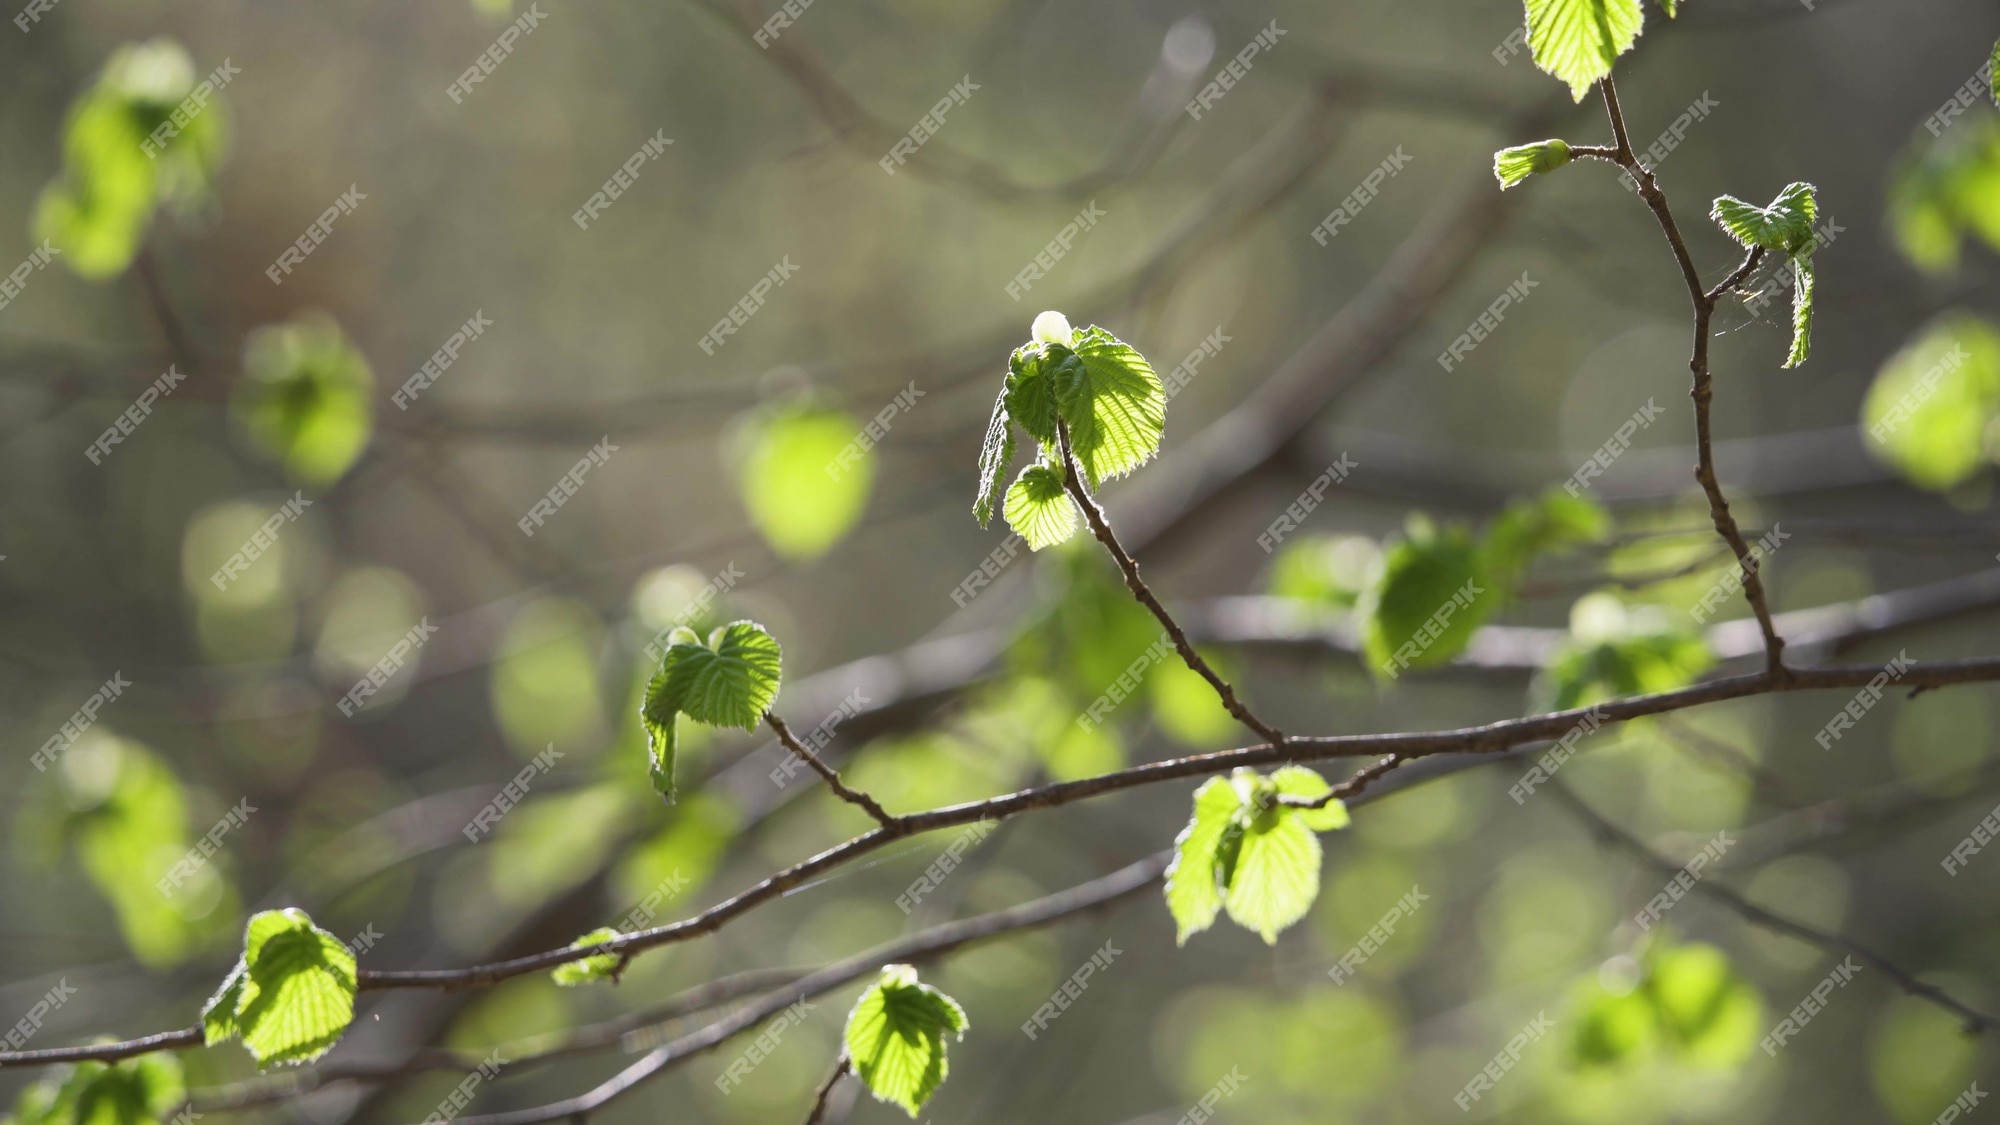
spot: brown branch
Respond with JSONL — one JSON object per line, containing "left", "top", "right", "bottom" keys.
{"left": 766, "top": 713, "right": 899, "bottom": 829}
{"left": 803, "top": 1055, "right": 850, "bottom": 1125}
{"left": 1056, "top": 419, "right": 1287, "bottom": 747}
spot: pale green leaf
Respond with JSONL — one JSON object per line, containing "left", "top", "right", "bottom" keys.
{"left": 1889, "top": 115, "right": 2000, "bottom": 273}
{"left": 1270, "top": 766, "right": 1351, "bottom": 832}
{"left": 1002, "top": 463, "right": 1079, "bottom": 551}
{"left": 844, "top": 965, "right": 969, "bottom": 1118}
{"left": 1164, "top": 776, "right": 1243, "bottom": 944}
{"left": 201, "top": 961, "right": 246, "bottom": 1045}
{"left": 11, "top": 1054, "right": 186, "bottom": 1125}
{"left": 972, "top": 384, "right": 1014, "bottom": 528}
{"left": 1786, "top": 253, "right": 1815, "bottom": 368}
{"left": 1709, "top": 182, "right": 1819, "bottom": 254}
{"left": 1053, "top": 326, "right": 1166, "bottom": 487}
{"left": 1645, "top": 943, "right": 1763, "bottom": 1066}
{"left": 1523, "top": 0, "right": 1645, "bottom": 101}
{"left": 233, "top": 314, "right": 375, "bottom": 486}
{"left": 641, "top": 621, "right": 782, "bottom": 800}
{"left": 1223, "top": 804, "right": 1322, "bottom": 944}
{"left": 551, "top": 927, "right": 623, "bottom": 986}
{"left": 1494, "top": 139, "right": 1574, "bottom": 189}
{"left": 224, "top": 908, "right": 358, "bottom": 1067}
{"left": 1004, "top": 344, "right": 1062, "bottom": 447}
{"left": 640, "top": 673, "right": 681, "bottom": 802}
{"left": 739, "top": 405, "right": 872, "bottom": 560}
{"left": 1861, "top": 313, "right": 2000, "bottom": 490}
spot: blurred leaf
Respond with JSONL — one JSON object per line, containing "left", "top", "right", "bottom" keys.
{"left": 492, "top": 597, "right": 606, "bottom": 758}
{"left": 843, "top": 964, "right": 969, "bottom": 1118}
{"left": 738, "top": 404, "right": 871, "bottom": 560}
{"left": 1524, "top": 0, "right": 1644, "bottom": 100}
{"left": 9, "top": 1054, "right": 185, "bottom": 1125}
{"left": 1861, "top": 313, "right": 2000, "bottom": 490}
{"left": 1265, "top": 534, "right": 1381, "bottom": 609}
{"left": 1002, "top": 462, "right": 1078, "bottom": 551}
{"left": 1645, "top": 943, "right": 1762, "bottom": 1066}
{"left": 1533, "top": 598, "right": 1713, "bottom": 711}
{"left": 1358, "top": 518, "right": 1499, "bottom": 677}
{"left": 232, "top": 314, "right": 375, "bottom": 485}
{"left": 204, "top": 908, "right": 358, "bottom": 1067}
{"left": 551, "top": 927, "right": 622, "bottom": 986}
{"left": 641, "top": 620, "right": 781, "bottom": 800}
{"left": 1889, "top": 115, "right": 2000, "bottom": 273}
{"left": 1494, "top": 139, "right": 1574, "bottom": 189}
{"left": 1148, "top": 651, "right": 1240, "bottom": 748}
{"left": 1483, "top": 488, "right": 1610, "bottom": 583}
{"left": 1569, "top": 984, "right": 1655, "bottom": 1068}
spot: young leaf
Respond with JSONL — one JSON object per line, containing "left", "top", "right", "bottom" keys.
{"left": 843, "top": 964, "right": 969, "bottom": 1118}
{"left": 641, "top": 621, "right": 782, "bottom": 801}
{"left": 1861, "top": 313, "right": 2000, "bottom": 490}
{"left": 739, "top": 404, "right": 872, "bottom": 560}
{"left": 1786, "top": 253, "right": 1815, "bottom": 368}
{"left": 1709, "top": 182, "right": 1818, "bottom": 255}
{"left": 1222, "top": 803, "right": 1322, "bottom": 944}
{"left": 1164, "top": 776, "right": 1243, "bottom": 944}
{"left": 1657, "top": 0, "right": 1678, "bottom": 14}
{"left": 1005, "top": 344, "right": 1062, "bottom": 446}
{"left": 1494, "top": 139, "right": 1574, "bottom": 189}
{"left": 1270, "top": 765, "right": 1351, "bottom": 832}
{"left": 1053, "top": 326, "right": 1166, "bottom": 487}
{"left": 1031, "top": 309, "right": 1075, "bottom": 346}
{"left": 1002, "top": 463, "right": 1079, "bottom": 551}
{"left": 1358, "top": 519, "right": 1500, "bottom": 678}
{"left": 1523, "top": 0, "right": 1645, "bottom": 101}
{"left": 10, "top": 1054, "right": 186, "bottom": 1125}
{"left": 207, "top": 908, "right": 358, "bottom": 1067}
{"left": 972, "top": 384, "right": 1015, "bottom": 528}
{"left": 551, "top": 927, "right": 623, "bottom": 986}
{"left": 1888, "top": 116, "right": 2000, "bottom": 274}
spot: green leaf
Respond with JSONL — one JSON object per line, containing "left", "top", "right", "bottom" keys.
{"left": 551, "top": 927, "right": 623, "bottom": 986}
{"left": 1709, "top": 182, "right": 1819, "bottom": 255}
{"left": 1270, "top": 765, "right": 1351, "bottom": 833}
{"left": 1861, "top": 313, "right": 2000, "bottom": 490}
{"left": 1494, "top": 139, "right": 1575, "bottom": 189}
{"left": 1570, "top": 983, "right": 1656, "bottom": 1068}
{"left": 1785, "top": 253, "right": 1816, "bottom": 368}
{"left": 1052, "top": 326, "right": 1166, "bottom": 487}
{"left": 1523, "top": 0, "right": 1645, "bottom": 101}
{"left": 972, "top": 384, "right": 1015, "bottom": 528}
{"left": 206, "top": 908, "right": 358, "bottom": 1067}
{"left": 1358, "top": 518, "right": 1501, "bottom": 678}
{"left": 1482, "top": 489, "right": 1610, "bottom": 584}
{"left": 1223, "top": 800, "right": 1322, "bottom": 944}
{"left": 739, "top": 404, "right": 873, "bottom": 560}
{"left": 1534, "top": 610, "right": 1713, "bottom": 712}
{"left": 1888, "top": 115, "right": 2000, "bottom": 273}
{"left": 10, "top": 1054, "right": 186, "bottom": 1125}
{"left": 1265, "top": 535, "right": 1382, "bottom": 609}
{"left": 1645, "top": 943, "right": 1762, "bottom": 1066}
{"left": 1004, "top": 343, "right": 1062, "bottom": 446}
{"left": 843, "top": 964, "right": 969, "bottom": 1118}
{"left": 232, "top": 314, "right": 375, "bottom": 486}
{"left": 1164, "top": 776, "right": 1242, "bottom": 944}
{"left": 1002, "top": 463, "right": 1079, "bottom": 551}
{"left": 641, "top": 620, "right": 783, "bottom": 800}
{"left": 1658, "top": 0, "right": 1678, "bottom": 15}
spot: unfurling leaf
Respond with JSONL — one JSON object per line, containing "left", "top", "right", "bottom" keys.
{"left": 1494, "top": 139, "right": 1575, "bottom": 189}
{"left": 1003, "top": 463, "right": 1079, "bottom": 551}
{"left": 1163, "top": 767, "right": 1347, "bottom": 945}
{"left": 202, "top": 908, "right": 357, "bottom": 1067}
{"left": 972, "top": 384, "right": 1014, "bottom": 528}
{"left": 843, "top": 964, "right": 969, "bottom": 1117}
{"left": 551, "top": 927, "right": 623, "bottom": 986}
{"left": 1523, "top": 0, "right": 1645, "bottom": 101}
{"left": 641, "top": 620, "right": 782, "bottom": 801}
{"left": 1711, "top": 183, "right": 1822, "bottom": 367}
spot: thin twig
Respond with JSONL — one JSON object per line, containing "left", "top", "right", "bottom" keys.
{"left": 767, "top": 713, "right": 899, "bottom": 829}
{"left": 804, "top": 1055, "right": 850, "bottom": 1125}
{"left": 1055, "top": 420, "right": 1288, "bottom": 747}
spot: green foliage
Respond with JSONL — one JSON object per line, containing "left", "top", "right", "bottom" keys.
{"left": 1860, "top": 313, "right": 2000, "bottom": 490}
{"left": 1265, "top": 534, "right": 1382, "bottom": 609}
{"left": 973, "top": 314, "right": 1165, "bottom": 530}
{"left": 8, "top": 1054, "right": 185, "bottom": 1125}
{"left": 232, "top": 314, "right": 375, "bottom": 485}
{"left": 1494, "top": 139, "right": 1575, "bottom": 189}
{"left": 738, "top": 403, "right": 872, "bottom": 560}
{"left": 1523, "top": 0, "right": 1645, "bottom": 100}
{"left": 1568, "top": 942, "right": 1762, "bottom": 1070}
{"left": 1710, "top": 183, "right": 1821, "bottom": 367}
{"left": 1534, "top": 593, "right": 1713, "bottom": 711}
{"left": 551, "top": 927, "right": 623, "bottom": 986}
{"left": 202, "top": 908, "right": 358, "bottom": 1067}
{"left": 1002, "top": 462, "right": 1078, "bottom": 551}
{"left": 1482, "top": 489, "right": 1610, "bottom": 583}
{"left": 843, "top": 964, "right": 969, "bottom": 1117}
{"left": 1165, "top": 767, "right": 1348, "bottom": 945}
{"left": 640, "top": 620, "right": 782, "bottom": 801}
{"left": 1889, "top": 115, "right": 2000, "bottom": 273}
{"left": 35, "top": 40, "right": 229, "bottom": 278}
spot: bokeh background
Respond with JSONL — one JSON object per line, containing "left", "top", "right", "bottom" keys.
{"left": 5, "top": 0, "right": 2000, "bottom": 1121}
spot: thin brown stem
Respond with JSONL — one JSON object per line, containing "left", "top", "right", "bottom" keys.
{"left": 1054, "top": 421, "right": 1287, "bottom": 747}
{"left": 803, "top": 1055, "right": 850, "bottom": 1125}
{"left": 767, "top": 713, "right": 899, "bottom": 829}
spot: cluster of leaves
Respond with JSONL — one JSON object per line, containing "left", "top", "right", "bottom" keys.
{"left": 1709, "top": 183, "right": 1822, "bottom": 367}
{"left": 1165, "top": 766, "right": 1351, "bottom": 944}
{"left": 35, "top": 40, "right": 228, "bottom": 278}
{"left": 639, "top": 620, "right": 782, "bottom": 801}
{"left": 974, "top": 311, "right": 1167, "bottom": 551}
{"left": 232, "top": 314, "right": 376, "bottom": 486}
{"left": 8, "top": 1055, "right": 185, "bottom": 1125}
{"left": 201, "top": 909, "right": 359, "bottom": 1067}
{"left": 1568, "top": 941, "right": 1764, "bottom": 1070}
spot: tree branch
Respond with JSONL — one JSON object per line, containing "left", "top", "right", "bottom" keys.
{"left": 766, "top": 713, "right": 899, "bottom": 829}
